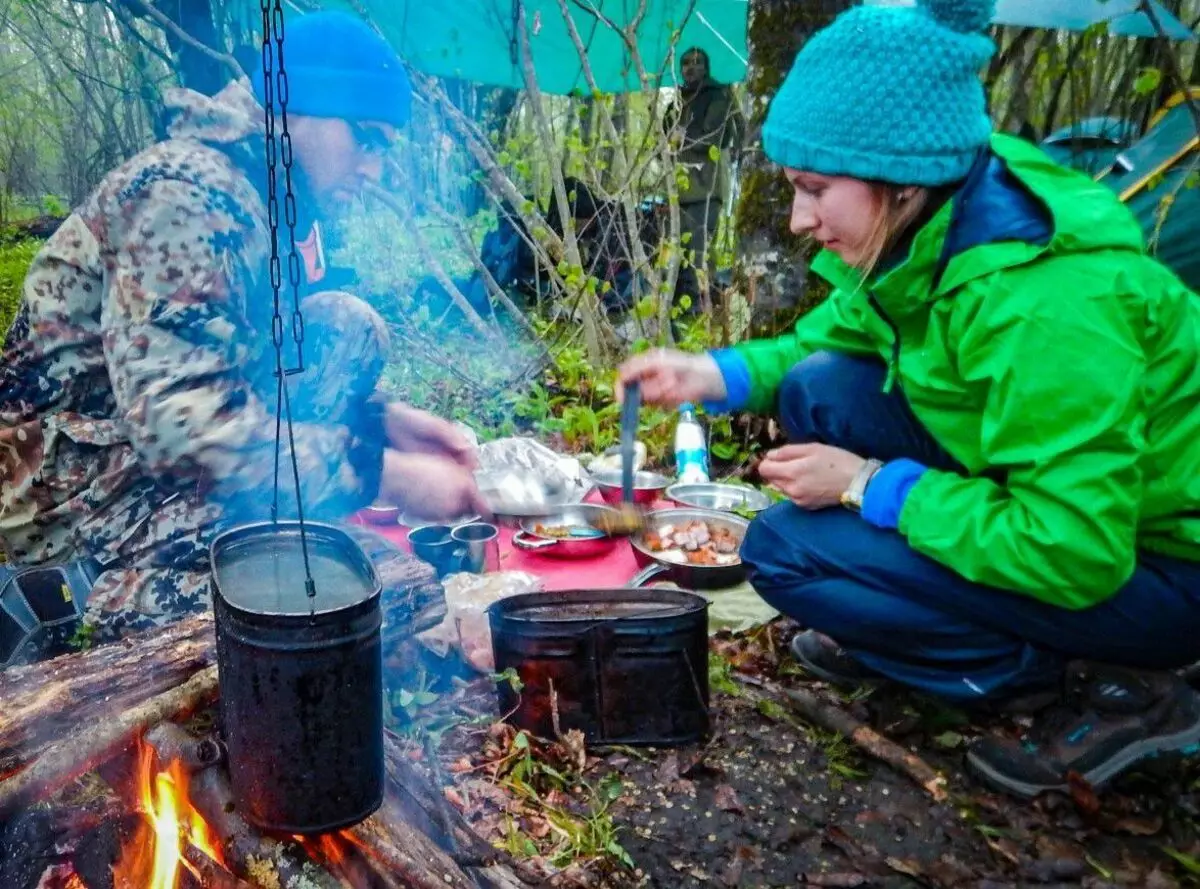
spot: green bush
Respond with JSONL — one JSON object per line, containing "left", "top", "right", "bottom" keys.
{"left": 0, "top": 239, "right": 37, "bottom": 334}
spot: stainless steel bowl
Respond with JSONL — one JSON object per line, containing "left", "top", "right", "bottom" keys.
{"left": 399, "top": 510, "right": 481, "bottom": 530}
{"left": 511, "top": 504, "right": 621, "bottom": 559}
{"left": 629, "top": 507, "right": 749, "bottom": 590}
{"left": 360, "top": 504, "right": 401, "bottom": 525}
{"left": 591, "top": 469, "right": 672, "bottom": 506}
{"left": 665, "top": 482, "right": 772, "bottom": 514}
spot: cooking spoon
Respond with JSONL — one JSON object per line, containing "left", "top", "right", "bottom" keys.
{"left": 588, "top": 380, "right": 647, "bottom": 536}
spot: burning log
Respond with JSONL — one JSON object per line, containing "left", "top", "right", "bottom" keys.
{"left": 182, "top": 842, "right": 255, "bottom": 889}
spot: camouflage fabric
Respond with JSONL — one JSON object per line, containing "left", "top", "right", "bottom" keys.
{"left": 0, "top": 80, "right": 393, "bottom": 641}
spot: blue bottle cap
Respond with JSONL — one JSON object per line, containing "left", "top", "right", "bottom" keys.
{"left": 679, "top": 402, "right": 695, "bottom": 412}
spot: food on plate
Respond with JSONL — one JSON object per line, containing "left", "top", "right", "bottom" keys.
{"left": 533, "top": 523, "right": 605, "bottom": 539}
{"left": 643, "top": 520, "right": 741, "bottom": 566}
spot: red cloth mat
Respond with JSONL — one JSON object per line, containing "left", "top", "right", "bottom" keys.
{"left": 351, "top": 492, "right": 667, "bottom": 590}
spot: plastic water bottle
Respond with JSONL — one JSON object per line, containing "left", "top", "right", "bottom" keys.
{"left": 674, "top": 403, "right": 710, "bottom": 484}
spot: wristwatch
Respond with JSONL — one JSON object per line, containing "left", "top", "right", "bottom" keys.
{"left": 840, "top": 458, "right": 884, "bottom": 512}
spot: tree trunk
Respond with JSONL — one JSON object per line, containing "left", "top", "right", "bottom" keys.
{"left": 734, "top": 0, "right": 852, "bottom": 333}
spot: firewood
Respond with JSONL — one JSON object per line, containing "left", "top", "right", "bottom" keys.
{"left": 0, "top": 665, "right": 219, "bottom": 818}
{"left": 734, "top": 672, "right": 949, "bottom": 802}
{"left": 0, "top": 614, "right": 216, "bottom": 778}
{"left": 183, "top": 842, "right": 255, "bottom": 889}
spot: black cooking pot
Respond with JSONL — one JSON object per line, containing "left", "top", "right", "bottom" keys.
{"left": 210, "top": 521, "right": 384, "bottom": 834}
{"left": 489, "top": 589, "right": 710, "bottom": 746}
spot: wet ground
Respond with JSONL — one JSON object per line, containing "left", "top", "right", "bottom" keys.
{"left": 413, "top": 622, "right": 1200, "bottom": 888}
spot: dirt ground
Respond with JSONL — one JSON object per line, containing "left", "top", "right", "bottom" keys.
{"left": 407, "top": 621, "right": 1200, "bottom": 889}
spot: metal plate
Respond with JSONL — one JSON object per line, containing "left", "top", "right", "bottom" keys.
{"left": 629, "top": 508, "right": 749, "bottom": 567}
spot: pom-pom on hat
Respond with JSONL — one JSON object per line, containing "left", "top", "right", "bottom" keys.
{"left": 251, "top": 11, "right": 412, "bottom": 128}
{"left": 763, "top": 0, "right": 996, "bottom": 186}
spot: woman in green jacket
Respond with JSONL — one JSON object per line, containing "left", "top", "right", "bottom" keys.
{"left": 621, "top": 0, "right": 1200, "bottom": 797}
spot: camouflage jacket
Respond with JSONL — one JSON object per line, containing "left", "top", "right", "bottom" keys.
{"left": 0, "top": 80, "right": 381, "bottom": 568}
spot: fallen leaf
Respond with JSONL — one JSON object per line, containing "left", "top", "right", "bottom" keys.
{"left": 443, "top": 786, "right": 466, "bottom": 811}
{"left": 1111, "top": 813, "right": 1164, "bottom": 836}
{"left": 801, "top": 875, "right": 868, "bottom": 888}
{"left": 1066, "top": 770, "right": 1101, "bottom": 816}
{"left": 1143, "top": 867, "right": 1181, "bottom": 889}
{"left": 448, "top": 756, "right": 474, "bottom": 774}
{"left": 656, "top": 752, "right": 681, "bottom": 784}
{"left": 714, "top": 784, "right": 745, "bottom": 814}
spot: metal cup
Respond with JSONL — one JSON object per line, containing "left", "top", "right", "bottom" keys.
{"left": 407, "top": 524, "right": 459, "bottom": 577}
{"left": 450, "top": 522, "right": 500, "bottom": 574}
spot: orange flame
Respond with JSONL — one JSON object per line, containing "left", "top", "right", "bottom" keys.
{"left": 111, "top": 738, "right": 225, "bottom": 889}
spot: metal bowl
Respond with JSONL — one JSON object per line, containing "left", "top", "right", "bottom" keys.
{"left": 399, "top": 510, "right": 481, "bottom": 530}
{"left": 665, "top": 482, "right": 772, "bottom": 514}
{"left": 591, "top": 469, "right": 672, "bottom": 506}
{"left": 511, "top": 504, "right": 621, "bottom": 559}
{"left": 360, "top": 504, "right": 401, "bottom": 525}
{"left": 629, "top": 507, "right": 749, "bottom": 590}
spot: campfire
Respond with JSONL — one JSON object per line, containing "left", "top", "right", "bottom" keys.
{"left": 0, "top": 612, "right": 540, "bottom": 889}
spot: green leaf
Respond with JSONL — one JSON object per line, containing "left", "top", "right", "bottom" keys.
{"left": 932, "top": 730, "right": 964, "bottom": 749}
{"left": 1162, "top": 846, "right": 1200, "bottom": 876}
{"left": 708, "top": 144, "right": 721, "bottom": 163}
{"left": 756, "top": 699, "right": 789, "bottom": 721}
{"left": 678, "top": 294, "right": 692, "bottom": 312}
{"left": 711, "top": 441, "right": 739, "bottom": 460}
{"left": 513, "top": 731, "right": 531, "bottom": 750}
{"left": 1134, "top": 67, "right": 1163, "bottom": 95}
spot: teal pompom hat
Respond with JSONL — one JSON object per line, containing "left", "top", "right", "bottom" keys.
{"left": 763, "top": 0, "right": 997, "bottom": 186}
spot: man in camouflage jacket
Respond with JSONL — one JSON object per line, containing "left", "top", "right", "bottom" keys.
{"left": 0, "top": 12, "right": 481, "bottom": 645}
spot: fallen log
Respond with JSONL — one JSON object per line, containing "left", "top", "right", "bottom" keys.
{"left": 734, "top": 672, "right": 949, "bottom": 803}
{"left": 0, "top": 613, "right": 216, "bottom": 778}
{"left": 0, "top": 664, "right": 219, "bottom": 818}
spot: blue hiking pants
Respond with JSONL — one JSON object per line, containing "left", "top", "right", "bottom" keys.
{"left": 740, "top": 352, "right": 1200, "bottom": 702}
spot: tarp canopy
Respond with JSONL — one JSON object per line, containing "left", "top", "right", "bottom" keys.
{"left": 1096, "top": 92, "right": 1200, "bottom": 290}
{"left": 237, "top": 0, "right": 749, "bottom": 95}
{"left": 993, "top": 0, "right": 1195, "bottom": 39}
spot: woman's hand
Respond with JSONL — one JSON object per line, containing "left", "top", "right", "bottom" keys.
{"left": 385, "top": 403, "right": 478, "bottom": 470}
{"left": 616, "top": 349, "right": 727, "bottom": 407}
{"left": 757, "top": 444, "right": 866, "bottom": 510}
{"left": 377, "top": 450, "right": 489, "bottom": 520}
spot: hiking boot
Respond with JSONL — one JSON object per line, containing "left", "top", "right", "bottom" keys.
{"left": 966, "top": 664, "right": 1200, "bottom": 798}
{"left": 789, "top": 630, "right": 882, "bottom": 688}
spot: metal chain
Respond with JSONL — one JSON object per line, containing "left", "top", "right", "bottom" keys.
{"left": 260, "top": 0, "right": 316, "bottom": 604}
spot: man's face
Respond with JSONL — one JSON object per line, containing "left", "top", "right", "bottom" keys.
{"left": 681, "top": 51, "right": 708, "bottom": 87}
{"left": 290, "top": 117, "right": 398, "bottom": 212}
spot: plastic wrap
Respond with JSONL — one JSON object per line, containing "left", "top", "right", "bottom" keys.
{"left": 417, "top": 570, "right": 545, "bottom": 672}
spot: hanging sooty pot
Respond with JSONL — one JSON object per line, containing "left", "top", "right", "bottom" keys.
{"left": 210, "top": 521, "right": 384, "bottom": 834}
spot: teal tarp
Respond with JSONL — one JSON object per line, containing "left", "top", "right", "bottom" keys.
{"left": 238, "top": 0, "right": 748, "bottom": 95}
{"left": 1097, "top": 100, "right": 1200, "bottom": 291}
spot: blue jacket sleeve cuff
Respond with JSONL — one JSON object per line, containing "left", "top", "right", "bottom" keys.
{"left": 702, "top": 349, "right": 752, "bottom": 414}
{"left": 861, "top": 459, "right": 927, "bottom": 530}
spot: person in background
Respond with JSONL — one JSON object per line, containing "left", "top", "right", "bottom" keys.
{"left": 671, "top": 46, "right": 744, "bottom": 310}
{"left": 0, "top": 11, "right": 484, "bottom": 647}
{"left": 621, "top": 0, "right": 1200, "bottom": 798}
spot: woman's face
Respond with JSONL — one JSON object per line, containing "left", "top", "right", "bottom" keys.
{"left": 784, "top": 168, "right": 882, "bottom": 267}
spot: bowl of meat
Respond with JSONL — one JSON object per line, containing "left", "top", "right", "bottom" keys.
{"left": 628, "top": 508, "right": 749, "bottom": 590}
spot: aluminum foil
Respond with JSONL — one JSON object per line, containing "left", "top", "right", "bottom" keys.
{"left": 474, "top": 436, "right": 591, "bottom": 515}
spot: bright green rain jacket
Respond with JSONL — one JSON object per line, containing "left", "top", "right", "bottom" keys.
{"left": 733, "top": 134, "right": 1200, "bottom": 610}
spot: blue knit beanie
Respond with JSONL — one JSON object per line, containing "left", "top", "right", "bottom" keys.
{"left": 763, "top": 0, "right": 996, "bottom": 186}
{"left": 251, "top": 11, "right": 411, "bottom": 128}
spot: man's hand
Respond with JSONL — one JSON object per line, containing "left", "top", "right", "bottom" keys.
{"left": 377, "top": 450, "right": 489, "bottom": 520}
{"left": 385, "top": 403, "right": 478, "bottom": 470}
{"left": 757, "top": 444, "right": 866, "bottom": 510}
